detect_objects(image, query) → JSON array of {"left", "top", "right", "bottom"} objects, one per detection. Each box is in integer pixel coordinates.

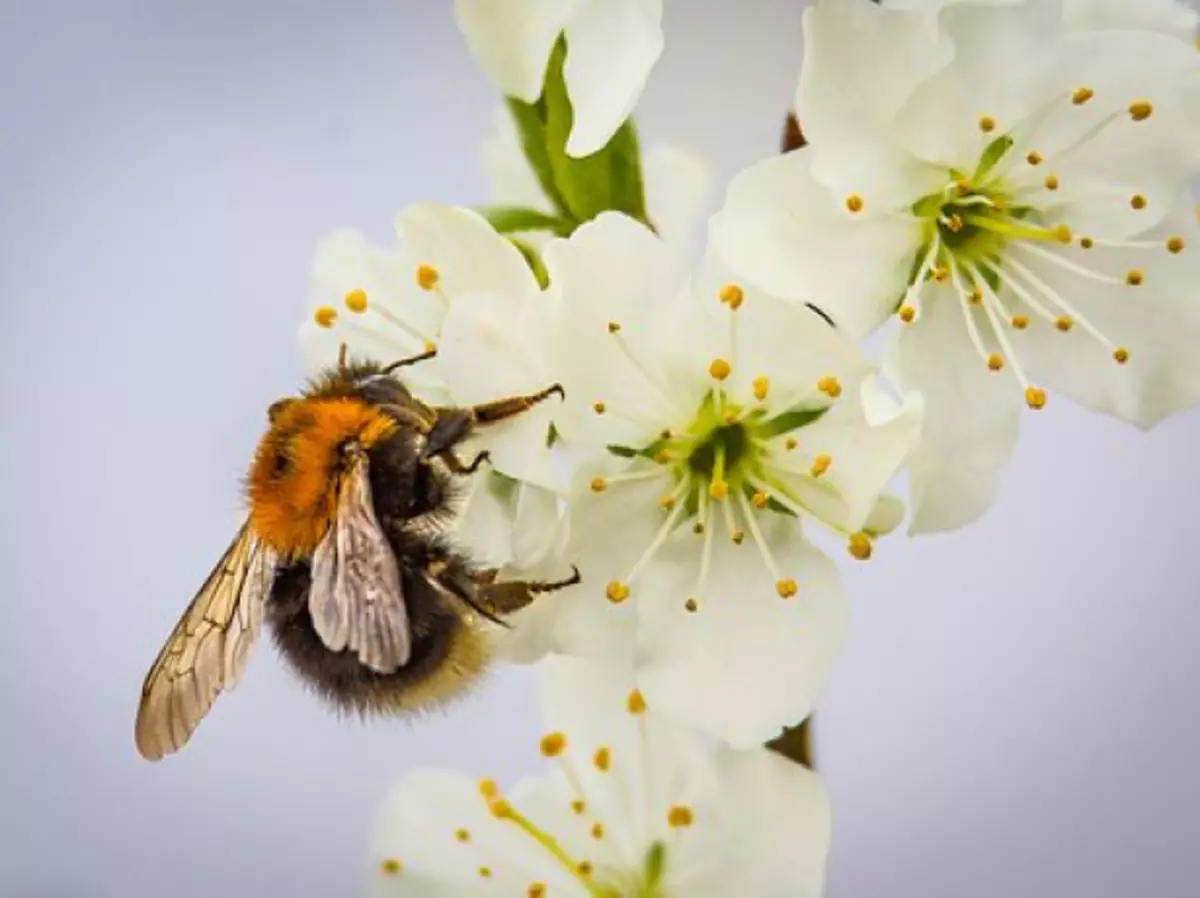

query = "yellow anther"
[
  {"left": 528, "top": 885, "right": 546, "bottom": 898},
  {"left": 932, "top": 265, "right": 950, "bottom": 283},
  {"left": 660, "top": 428, "right": 674, "bottom": 439},
  {"left": 692, "top": 522, "right": 705, "bottom": 535},
  {"left": 1044, "top": 174, "right": 1060, "bottom": 191},
  {"left": 578, "top": 861, "right": 594, "bottom": 878},
  {"left": 571, "top": 800, "right": 586, "bottom": 815},
  {"left": 719, "top": 283, "right": 745, "bottom": 309},
  {"left": 593, "top": 747, "right": 611, "bottom": 772},
  {"left": 654, "top": 449, "right": 671, "bottom": 465},
  {"left": 605, "top": 581, "right": 630, "bottom": 604},
  {"left": 456, "top": 828, "right": 471, "bottom": 843},
  {"left": 978, "top": 115, "right": 997, "bottom": 133},
  {"left": 343, "top": 288, "right": 368, "bottom": 313},
  {"left": 1011, "top": 315, "right": 1030, "bottom": 330},
  {"left": 817, "top": 376, "right": 842, "bottom": 398},
  {"left": 1126, "top": 269, "right": 1145, "bottom": 286},
  {"left": 593, "top": 400, "right": 607, "bottom": 414},
  {"left": 848, "top": 532, "right": 873, "bottom": 561},
  {"left": 590, "top": 476, "right": 607, "bottom": 493},
  {"left": 899, "top": 304, "right": 916, "bottom": 323},
  {"left": 1080, "top": 236, "right": 1094, "bottom": 249},
  {"left": 730, "top": 530, "right": 746, "bottom": 545},
  {"left": 539, "top": 732, "right": 567, "bottom": 758},
  {"left": 591, "top": 823, "right": 605, "bottom": 840},
  {"left": 846, "top": 194, "right": 865, "bottom": 213},
  {"left": 810, "top": 454, "right": 832, "bottom": 478},
  {"left": 1168, "top": 236, "right": 1185, "bottom": 254},
  {"left": 1114, "top": 347, "right": 1130, "bottom": 364},
  {"left": 955, "top": 178, "right": 972, "bottom": 195},
  {"left": 1131, "top": 194, "right": 1148, "bottom": 210},
  {"left": 945, "top": 213, "right": 964, "bottom": 233},
  {"left": 987, "top": 353, "right": 1005, "bottom": 372},
  {"left": 416, "top": 264, "right": 440, "bottom": 290},
  {"left": 1026, "top": 150, "right": 1044, "bottom": 166},
  {"left": 627, "top": 689, "right": 647, "bottom": 715},
  {"left": 684, "top": 597, "right": 699, "bottom": 613},
  {"left": 1129, "top": 100, "right": 1153, "bottom": 121},
  {"left": 1025, "top": 387, "right": 1047, "bottom": 410},
  {"left": 313, "top": 305, "right": 337, "bottom": 328},
  {"left": 752, "top": 491, "right": 768, "bottom": 509},
  {"left": 668, "top": 805, "right": 695, "bottom": 828},
  {"left": 776, "top": 578, "right": 799, "bottom": 599},
  {"left": 1052, "top": 224, "right": 1073, "bottom": 244},
  {"left": 479, "top": 867, "right": 492, "bottom": 879},
  {"left": 479, "top": 779, "right": 499, "bottom": 800},
  {"left": 489, "top": 799, "right": 514, "bottom": 819},
  {"left": 657, "top": 494, "right": 676, "bottom": 510},
  {"left": 709, "top": 479, "right": 729, "bottom": 501},
  {"left": 424, "top": 340, "right": 437, "bottom": 353},
  {"left": 753, "top": 376, "right": 770, "bottom": 401},
  {"left": 709, "top": 358, "right": 732, "bottom": 380},
  {"left": 1072, "top": 86, "right": 1095, "bottom": 105},
  {"left": 607, "top": 320, "right": 622, "bottom": 333},
  {"left": 967, "top": 287, "right": 983, "bottom": 305},
  {"left": 785, "top": 437, "right": 799, "bottom": 451},
  {"left": 380, "top": 858, "right": 403, "bottom": 876},
  {"left": 1054, "top": 316, "right": 1073, "bottom": 333}
]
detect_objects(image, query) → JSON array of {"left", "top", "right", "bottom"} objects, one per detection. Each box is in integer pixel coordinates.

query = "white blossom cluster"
[{"left": 300, "top": 1, "right": 1200, "bottom": 894}]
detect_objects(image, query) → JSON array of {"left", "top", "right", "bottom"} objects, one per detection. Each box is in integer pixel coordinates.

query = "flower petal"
[
  {"left": 453, "top": 0, "right": 583, "bottom": 103},
  {"left": 370, "top": 769, "right": 576, "bottom": 896},
  {"left": 636, "top": 518, "right": 849, "bottom": 748},
  {"left": 396, "top": 203, "right": 540, "bottom": 306},
  {"left": 562, "top": 0, "right": 664, "bottom": 157},
  {"left": 706, "top": 747, "right": 832, "bottom": 898},
  {"left": 482, "top": 105, "right": 550, "bottom": 212},
  {"left": 1063, "top": 0, "right": 1200, "bottom": 41},
  {"left": 1011, "top": 194, "right": 1200, "bottom": 428},
  {"left": 886, "top": 289, "right": 1023, "bottom": 533},
  {"left": 642, "top": 143, "right": 711, "bottom": 255},
  {"left": 708, "top": 151, "right": 923, "bottom": 339}
]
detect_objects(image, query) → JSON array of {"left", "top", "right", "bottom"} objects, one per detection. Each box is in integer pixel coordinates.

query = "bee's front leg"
[{"left": 476, "top": 566, "right": 581, "bottom": 615}]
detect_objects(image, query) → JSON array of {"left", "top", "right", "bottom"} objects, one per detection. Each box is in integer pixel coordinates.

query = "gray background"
[{"left": 2, "top": 2, "right": 1198, "bottom": 896}]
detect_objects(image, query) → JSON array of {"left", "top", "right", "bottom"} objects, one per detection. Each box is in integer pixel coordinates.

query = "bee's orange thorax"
[{"left": 247, "top": 397, "right": 396, "bottom": 558}]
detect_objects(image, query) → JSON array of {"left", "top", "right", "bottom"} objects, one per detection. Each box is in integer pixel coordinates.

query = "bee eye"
[
  {"left": 268, "top": 398, "right": 296, "bottom": 423},
  {"left": 271, "top": 448, "right": 292, "bottom": 479}
]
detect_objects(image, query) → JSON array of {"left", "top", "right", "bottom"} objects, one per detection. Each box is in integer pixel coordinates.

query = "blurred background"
[{"left": 2, "top": 2, "right": 1198, "bottom": 896}]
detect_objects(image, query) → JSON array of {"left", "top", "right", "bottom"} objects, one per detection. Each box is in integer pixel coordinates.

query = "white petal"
[
  {"left": 708, "top": 151, "right": 923, "bottom": 339},
  {"left": 370, "top": 769, "right": 576, "bottom": 896},
  {"left": 300, "top": 229, "right": 442, "bottom": 378},
  {"left": 455, "top": 474, "right": 522, "bottom": 570},
  {"left": 642, "top": 143, "right": 711, "bottom": 255},
  {"left": 886, "top": 291, "right": 1023, "bottom": 533},
  {"left": 637, "top": 519, "right": 849, "bottom": 749},
  {"left": 544, "top": 213, "right": 700, "bottom": 447},
  {"left": 864, "top": 493, "right": 908, "bottom": 536},
  {"left": 1011, "top": 194, "right": 1200, "bottom": 428},
  {"left": 453, "top": 0, "right": 583, "bottom": 103},
  {"left": 396, "top": 203, "right": 540, "bottom": 305},
  {"left": 706, "top": 747, "right": 832, "bottom": 898},
  {"left": 1063, "top": 0, "right": 1199, "bottom": 42},
  {"left": 482, "top": 105, "right": 551, "bottom": 212},
  {"left": 562, "top": 0, "right": 664, "bottom": 157}
]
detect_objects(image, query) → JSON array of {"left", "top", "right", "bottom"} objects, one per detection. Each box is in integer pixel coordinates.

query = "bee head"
[{"left": 246, "top": 396, "right": 397, "bottom": 558}]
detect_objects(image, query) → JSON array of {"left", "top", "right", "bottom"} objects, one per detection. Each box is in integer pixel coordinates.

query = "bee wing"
[
  {"left": 134, "top": 523, "right": 275, "bottom": 761},
  {"left": 309, "top": 452, "right": 411, "bottom": 674}
]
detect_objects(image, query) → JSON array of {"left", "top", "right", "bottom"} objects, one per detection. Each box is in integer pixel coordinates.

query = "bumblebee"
[{"left": 134, "top": 347, "right": 575, "bottom": 761}]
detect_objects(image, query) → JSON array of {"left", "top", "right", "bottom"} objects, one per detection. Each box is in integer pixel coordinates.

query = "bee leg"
[
  {"left": 476, "top": 566, "right": 581, "bottom": 615},
  {"left": 463, "top": 383, "right": 565, "bottom": 425},
  {"left": 439, "top": 449, "right": 491, "bottom": 475},
  {"left": 425, "top": 560, "right": 507, "bottom": 626},
  {"left": 381, "top": 348, "right": 438, "bottom": 373}
]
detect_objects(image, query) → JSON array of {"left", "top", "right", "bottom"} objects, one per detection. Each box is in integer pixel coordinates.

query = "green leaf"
[
  {"left": 476, "top": 205, "right": 574, "bottom": 237},
  {"left": 505, "top": 37, "right": 649, "bottom": 231},
  {"left": 973, "top": 134, "right": 1014, "bottom": 181},
  {"left": 757, "top": 404, "right": 831, "bottom": 439},
  {"left": 606, "top": 444, "right": 640, "bottom": 458}
]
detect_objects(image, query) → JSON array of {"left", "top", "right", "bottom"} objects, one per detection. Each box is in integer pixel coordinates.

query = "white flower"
[
  {"left": 1063, "top": 0, "right": 1199, "bottom": 42},
  {"left": 711, "top": 0, "right": 1200, "bottom": 533},
  {"left": 440, "top": 212, "right": 923, "bottom": 746},
  {"left": 369, "top": 656, "right": 831, "bottom": 898},
  {"left": 300, "top": 203, "right": 566, "bottom": 572},
  {"left": 483, "top": 107, "right": 711, "bottom": 254},
  {"left": 455, "top": 0, "right": 664, "bottom": 157}
]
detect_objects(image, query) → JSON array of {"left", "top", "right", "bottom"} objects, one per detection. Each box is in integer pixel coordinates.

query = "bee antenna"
[
  {"left": 382, "top": 348, "right": 438, "bottom": 374},
  {"left": 337, "top": 342, "right": 349, "bottom": 374}
]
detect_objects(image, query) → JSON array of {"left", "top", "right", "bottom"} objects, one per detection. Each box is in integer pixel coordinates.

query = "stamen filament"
[
  {"left": 1003, "top": 254, "right": 1120, "bottom": 350},
  {"left": 623, "top": 479, "right": 691, "bottom": 585},
  {"left": 960, "top": 214, "right": 1066, "bottom": 244},
  {"left": 492, "top": 799, "right": 606, "bottom": 896},
  {"left": 609, "top": 330, "right": 689, "bottom": 418},
  {"left": 946, "top": 258, "right": 994, "bottom": 368},
  {"left": 1012, "top": 241, "right": 1124, "bottom": 287},
  {"left": 966, "top": 264, "right": 1035, "bottom": 391}
]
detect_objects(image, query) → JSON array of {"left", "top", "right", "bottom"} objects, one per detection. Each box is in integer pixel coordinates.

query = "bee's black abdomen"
[{"left": 266, "top": 536, "right": 489, "bottom": 717}]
